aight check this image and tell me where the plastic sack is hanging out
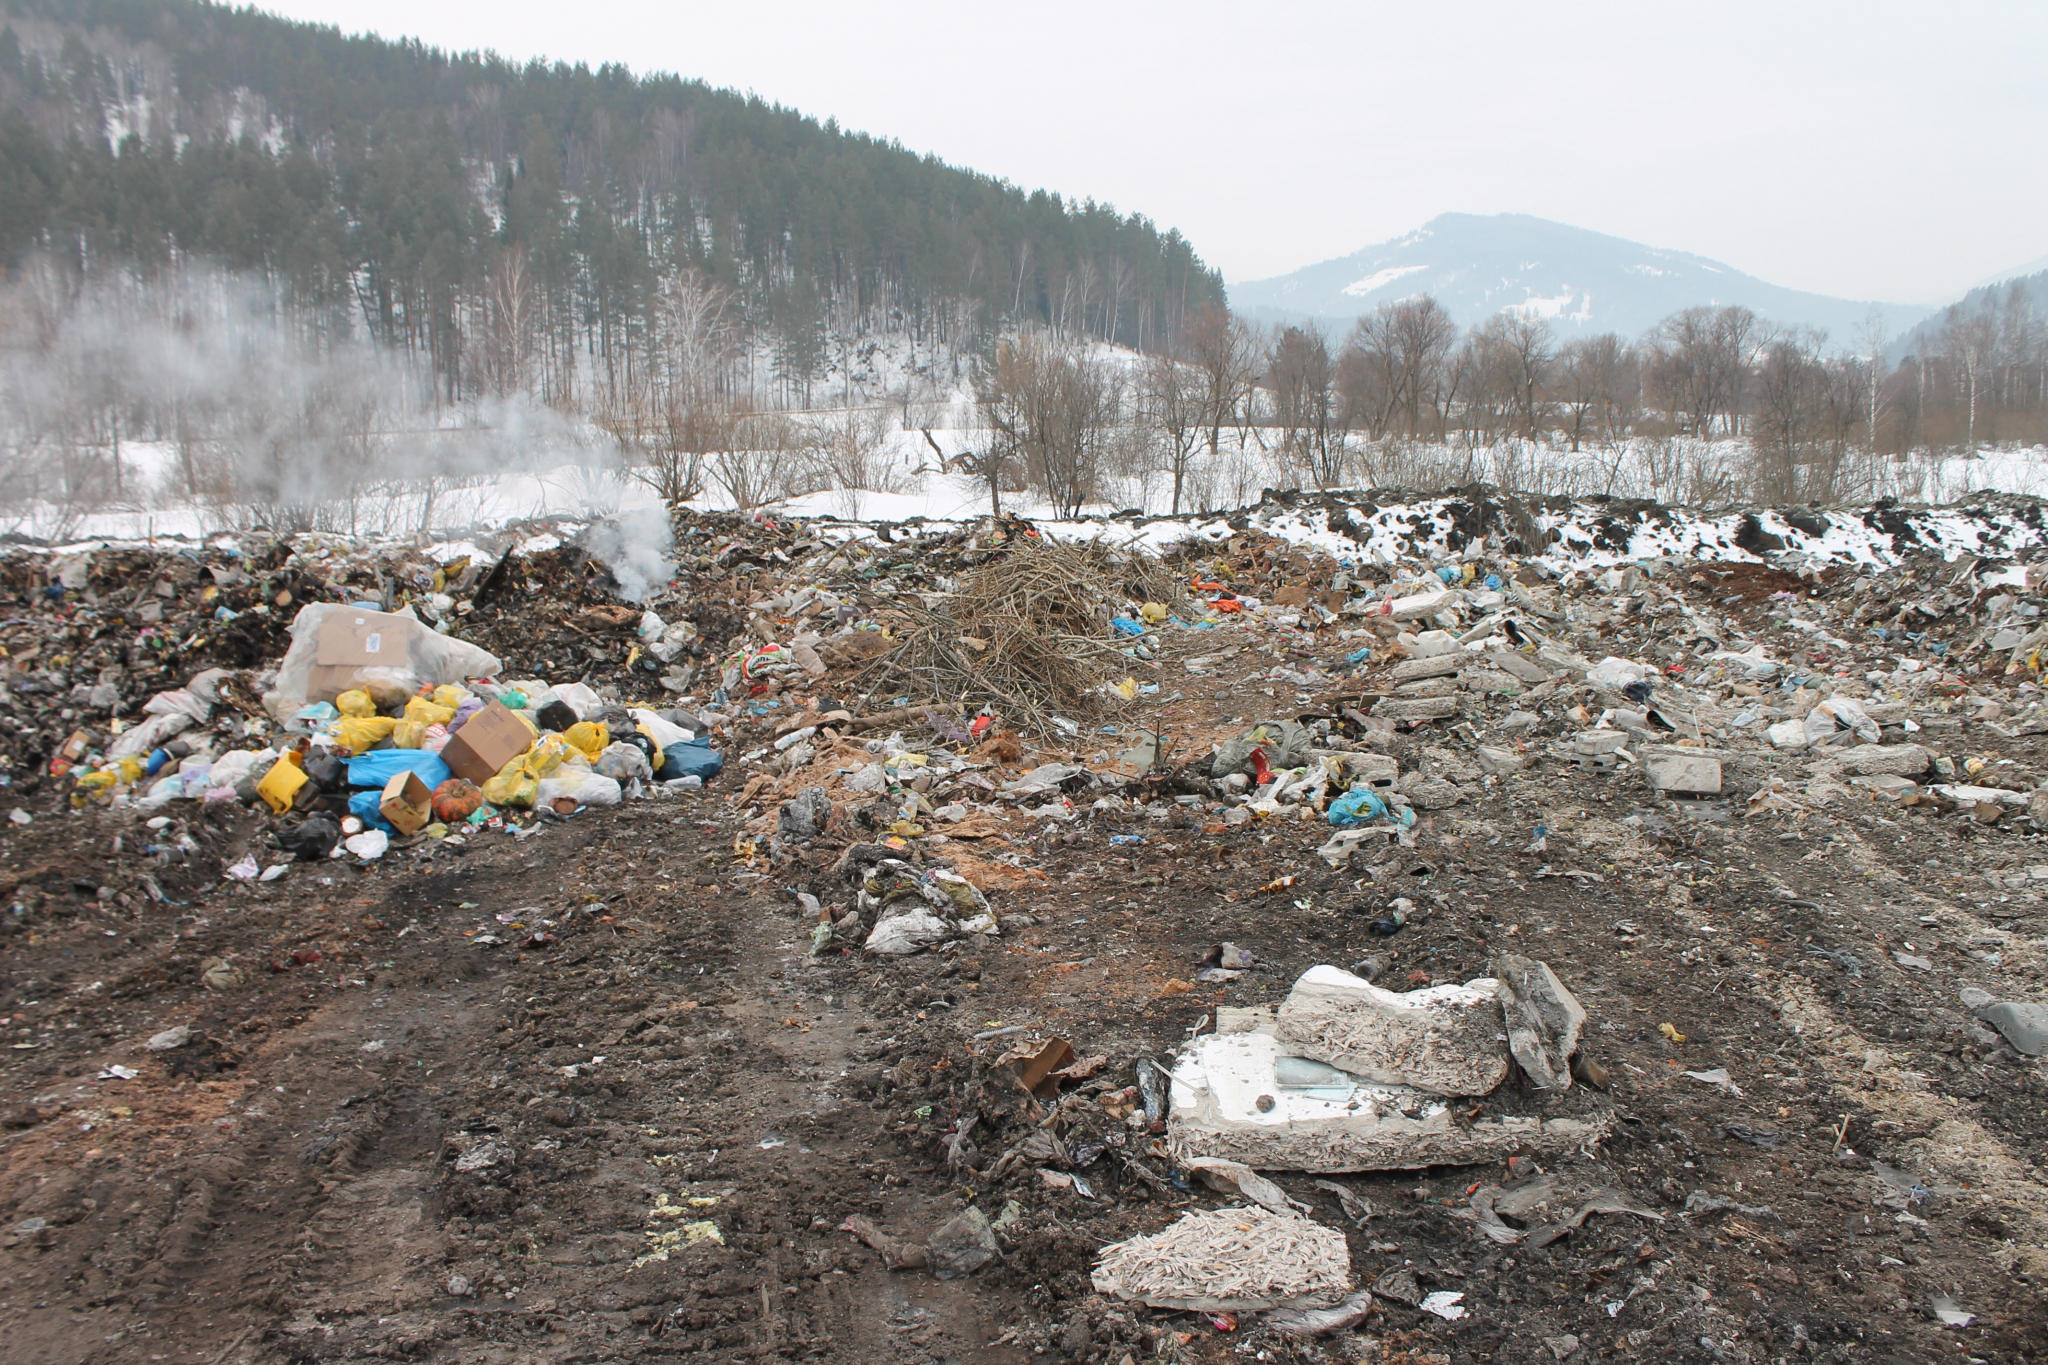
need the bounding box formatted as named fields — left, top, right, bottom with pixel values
left=552, top=682, right=603, bottom=721
left=335, top=689, right=377, bottom=717
left=536, top=770, right=623, bottom=809
left=143, top=689, right=212, bottom=722
left=108, top=711, right=194, bottom=761
left=346, top=748, right=452, bottom=790
left=595, top=741, right=653, bottom=783
left=331, top=715, right=399, bottom=753
left=208, top=750, right=268, bottom=790
left=392, top=719, right=427, bottom=749
left=481, top=755, right=540, bottom=808
left=661, top=739, right=724, bottom=782
left=563, top=721, right=610, bottom=761
left=431, top=684, right=470, bottom=710
left=631, top=708, right=695, bottom=749
left=261, top=601, right=502, bottom=724
left=403, top=695, right=456, bottom=726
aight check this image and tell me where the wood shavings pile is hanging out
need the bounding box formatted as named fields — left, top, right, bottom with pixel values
left=1090, top=1206, right=1354, bottom=1312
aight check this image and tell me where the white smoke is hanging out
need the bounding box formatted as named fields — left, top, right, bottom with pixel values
left=580, top=507, right=677, bottom=602
left=0, top=258, right=626, bottom=539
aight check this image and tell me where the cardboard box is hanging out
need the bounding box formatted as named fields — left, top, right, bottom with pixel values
left=379, top=770, right=433, bottom=835
left=307, top=609, right=419, bottom=701
left=438, top=699, right=535, bottom=785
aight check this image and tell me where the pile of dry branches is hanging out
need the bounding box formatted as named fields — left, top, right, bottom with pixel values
left=858, top=536, right=1191, bottom=736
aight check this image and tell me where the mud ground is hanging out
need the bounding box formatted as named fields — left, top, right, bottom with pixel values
left=3, top=713, right=2048, bottom=1364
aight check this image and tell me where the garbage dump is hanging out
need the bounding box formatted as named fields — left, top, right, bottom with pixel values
left=3, top=487, right=2047, bottom=1364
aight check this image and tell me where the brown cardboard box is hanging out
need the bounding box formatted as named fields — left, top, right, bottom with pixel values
left=379, top=771, right=432, bottom=836
left=438, top=699, right=535, bottom=785
left=307, top=609, right=419, bottom=701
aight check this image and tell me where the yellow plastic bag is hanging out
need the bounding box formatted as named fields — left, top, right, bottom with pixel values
left=431, top=684, right=470, bottom=710
left=392, top=719, right=427, bottom=749
left=71, top=770, right=120, bottom=806
left=526, top=733, right=575, bottom=776
left=403, top=695, right=456, bottom=726
left=563, top=721, right=610, bottom=761
left=480, top=755, right=539, bottom=808
left=331, top=715, right=399, bottom=753
left=1140, top=601, right=1169, bottom=625
left=335, top=689, right=376, bottom=717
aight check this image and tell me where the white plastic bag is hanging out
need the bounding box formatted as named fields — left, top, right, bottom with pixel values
left=535, top=772, right=623, bottom=808
left=630, top=708, right=695, bottom=749
left=595, top=741, right=653, bottom=783
left=143, top=689, right=212, bottom=722
left=552, top=682, right=603, bottom=720
left=108, top=711, right=194, bottom=760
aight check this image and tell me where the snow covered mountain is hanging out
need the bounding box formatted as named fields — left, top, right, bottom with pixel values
left=1230, top=213, right=1929, bottom=341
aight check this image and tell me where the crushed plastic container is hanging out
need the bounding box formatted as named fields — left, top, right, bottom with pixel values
left=256, top=751, right=310, bottom=813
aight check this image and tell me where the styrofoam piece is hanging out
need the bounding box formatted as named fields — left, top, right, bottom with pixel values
left=1165, top=1031, right=1610, bottom=1173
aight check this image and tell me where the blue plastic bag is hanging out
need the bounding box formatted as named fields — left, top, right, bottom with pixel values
left=1328, top=786, right=1389, bottom=826
left=348, top=789, right=395, bottom=832
left=346, top=749, right=452, bottom=790
left=661, top=739, right=724, bottom=782
left=1110, top=617, right=1146, bottom=637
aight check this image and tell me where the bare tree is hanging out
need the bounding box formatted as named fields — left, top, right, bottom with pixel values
left=704, top=401, right=808, bottom=510
left=1556, top=333, right=1636, bottom=451
left=1267, top=324, right=1342, bottom=488
left=1644, top=305, right=1760, bottom=438
left=974, top=329, right=1122, bottom=519
left=803, top=405, right=896, bottom=518
left=600, top=269, right=739, bottom=504
left=1137, top=351, right=1204, bottom=514
left=476, top=245, right=540, bottom=398
left=1182, top=305, right=1260, bottom=456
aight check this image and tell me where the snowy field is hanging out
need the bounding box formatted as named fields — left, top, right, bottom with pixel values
left=19, top=419, right=2046, bottom=550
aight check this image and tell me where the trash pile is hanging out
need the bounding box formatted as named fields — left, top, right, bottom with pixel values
left=53, top=599, right=724, bottom=860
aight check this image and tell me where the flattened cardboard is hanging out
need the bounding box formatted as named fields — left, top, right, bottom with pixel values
left=439, top=699, right=535, bottom=785
left=316, top=609, right=417, bottom=666
left=379, top=770, right=432, bottom=836
left=307, top=610, right=420, bottom=701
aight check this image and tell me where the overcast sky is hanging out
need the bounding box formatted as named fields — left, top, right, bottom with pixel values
left=259, top=0, right=2048, bottom=306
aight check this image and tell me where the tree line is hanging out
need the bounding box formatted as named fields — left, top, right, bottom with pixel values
left=0, top=0, right=1223, bottom=410
left=970, top=281, right=2048, bottom=518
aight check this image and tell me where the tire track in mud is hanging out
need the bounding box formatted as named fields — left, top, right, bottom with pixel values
left=228, top=819, right=1028, bottom=1364
left=1755, top=824, right=2048, bottom=1263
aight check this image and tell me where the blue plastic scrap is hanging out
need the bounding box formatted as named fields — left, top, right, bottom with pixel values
left=1328, top=787, right=1388, bottom=826
left=345, top=749, right=453, bottom=790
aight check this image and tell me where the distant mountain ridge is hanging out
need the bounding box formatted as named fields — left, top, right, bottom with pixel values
left=1230, top=213, right=1929, bottom=342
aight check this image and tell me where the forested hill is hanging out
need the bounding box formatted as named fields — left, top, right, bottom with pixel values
left=0, top=0, right=1223, bottom=396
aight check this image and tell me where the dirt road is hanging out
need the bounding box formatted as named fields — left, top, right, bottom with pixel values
left=3, top=755, right=2047, bottom=1364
